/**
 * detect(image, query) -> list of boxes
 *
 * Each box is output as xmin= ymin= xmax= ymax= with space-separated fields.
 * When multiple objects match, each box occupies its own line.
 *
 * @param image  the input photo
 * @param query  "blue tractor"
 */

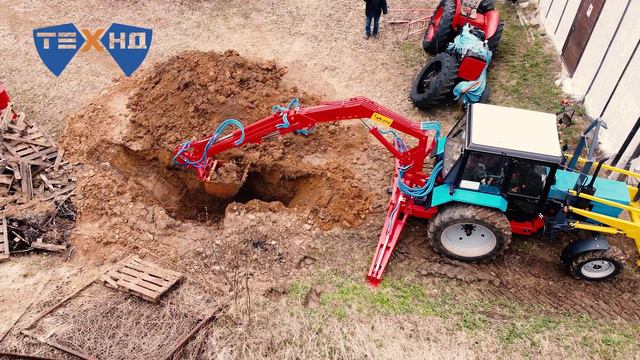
xmin=425 ymin=103 xmax=639 ymax=281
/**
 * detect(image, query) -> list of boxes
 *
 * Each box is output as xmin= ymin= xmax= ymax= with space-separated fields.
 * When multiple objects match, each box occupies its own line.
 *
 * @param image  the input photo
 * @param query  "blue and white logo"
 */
xmin=33 ymin=23 xmax=152 ymax=77
xmin=33 ymin=23 xmax=85 ymax=76
xmin=101 ymin=23 xmax=152 ymax=76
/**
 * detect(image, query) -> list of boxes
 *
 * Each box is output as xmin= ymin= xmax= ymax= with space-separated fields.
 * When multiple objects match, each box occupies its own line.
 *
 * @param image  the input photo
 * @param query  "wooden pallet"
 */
xmin=0 ymin=217 xmax=9 ymax=261
xmin=1 ymin=117 xmax=58 ymax=167
xmin=101 ymin=256 xmax=183 ymax=302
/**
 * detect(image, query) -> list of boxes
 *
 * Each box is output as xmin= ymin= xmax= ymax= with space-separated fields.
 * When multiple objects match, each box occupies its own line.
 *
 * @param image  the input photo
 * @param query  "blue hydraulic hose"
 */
xmin=397 ymin=160 xmax=443 ymax=198
xmin=172 ymin=118 xmax=245 ymax=168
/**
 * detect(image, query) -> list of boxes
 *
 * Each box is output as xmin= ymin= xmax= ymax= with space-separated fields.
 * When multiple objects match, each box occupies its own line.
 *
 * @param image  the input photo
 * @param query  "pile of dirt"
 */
xmin=124 ymin=50 xmax=318 ymax=152
xmin=60 ymin=50 xmax=381 ymax=264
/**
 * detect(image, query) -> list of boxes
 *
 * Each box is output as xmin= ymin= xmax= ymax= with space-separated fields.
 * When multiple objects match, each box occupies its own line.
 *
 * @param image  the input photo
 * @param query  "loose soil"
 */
xmin=59 ymin=49 xmax=640 ymax=327
xmin=2 ymin=1 xmax=640 ymax=358
xmin=60 ymin=49 xmax=384 ymax=268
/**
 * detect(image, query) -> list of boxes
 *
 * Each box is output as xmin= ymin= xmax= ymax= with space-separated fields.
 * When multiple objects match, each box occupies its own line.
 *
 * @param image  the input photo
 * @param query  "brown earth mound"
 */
xmin=123 ymin=50 xmax=319 ymax=152
xmin=61 ymin=50 xmax=380 ymax=263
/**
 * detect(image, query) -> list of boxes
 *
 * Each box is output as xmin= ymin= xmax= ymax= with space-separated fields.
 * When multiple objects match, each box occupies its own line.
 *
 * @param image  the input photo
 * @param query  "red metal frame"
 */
xmin=0 ymin=83 xmax=17 ymax=120
xmin=174 ymin=97 xmax=439 ymax=285
xmin=510 ymin=217 xmax=545 ymax=235
xmin=458 ymin=55 xmax=487 ymax=81
xmin=173 ymin=96 xmax=546 ymax=286
xmin=426 ymin=0 xmax=500 ymax=42
xmin=452 ymin=0 xmax=500 ymax=39
xmin=425 ymin=6 xmax=444 ymax=42
xmin=174 ymin=97 xmax=436 ymax=187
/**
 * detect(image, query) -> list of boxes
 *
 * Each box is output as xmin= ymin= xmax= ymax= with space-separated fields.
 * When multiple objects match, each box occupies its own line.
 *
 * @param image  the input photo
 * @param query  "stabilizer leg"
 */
xmin=367 ymin=195 xmax=409 ymax=286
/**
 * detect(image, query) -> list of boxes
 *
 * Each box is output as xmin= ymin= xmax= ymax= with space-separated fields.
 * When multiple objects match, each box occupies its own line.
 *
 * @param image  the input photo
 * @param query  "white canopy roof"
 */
xmin=467 ymin=103 xmax=563 ymax=163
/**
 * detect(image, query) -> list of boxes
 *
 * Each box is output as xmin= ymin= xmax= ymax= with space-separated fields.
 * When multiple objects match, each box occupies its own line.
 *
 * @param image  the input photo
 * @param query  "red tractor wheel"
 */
xmin=477 ymin=0 xmax=496 ymax=12
xmin=487 ymin=20 xmax=505 ymax=54
xmin=410 ymin=53 xmax=459 ymax=109
xmin=423 ymin=0 xmax=456 ymax=55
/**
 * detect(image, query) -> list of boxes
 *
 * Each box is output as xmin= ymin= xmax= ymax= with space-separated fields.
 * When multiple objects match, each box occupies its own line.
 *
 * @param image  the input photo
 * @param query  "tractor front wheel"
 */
xmin=569 ymin=246 xmax=625 ymax=281
xmin=427 ymin=204 xmax=512 ymax=262
xmin=423 ymin=0 xmax=456 ymax=55
xmin=411 ymin=53 xmax=459 ymax=109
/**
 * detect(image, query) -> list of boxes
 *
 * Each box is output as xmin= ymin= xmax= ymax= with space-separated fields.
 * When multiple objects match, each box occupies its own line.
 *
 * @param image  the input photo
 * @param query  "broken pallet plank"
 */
xmin=0 ymin=218 xmax=8 ymax=261
xmin=19 ymin=162 xmax=33 ymax=201
xmin=53 ymin=148 xmax=65 ymax=171
xmin=32 ymin=239 xmax=66 ymax=253
xmin=0 ymin=104 xmax=13 ymax=131
xmin=131 ymin=256 xmax=184 ymax=279
xmin=0 ymin=174 xmax=13 ymax=195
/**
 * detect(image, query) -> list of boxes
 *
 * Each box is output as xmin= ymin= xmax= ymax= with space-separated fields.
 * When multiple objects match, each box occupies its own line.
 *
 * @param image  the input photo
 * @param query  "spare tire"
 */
xmin=411 ymin=53 xmax=459 ymax=109
xmin=423 ymin=0 xmax=456 ymax=55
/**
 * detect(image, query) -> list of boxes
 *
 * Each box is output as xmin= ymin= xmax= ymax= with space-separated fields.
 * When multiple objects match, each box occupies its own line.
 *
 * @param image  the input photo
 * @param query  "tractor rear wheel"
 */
xmin=477 ymin=0 xmax=496 ymax=13
xmin=423 ymin=0 xmax=456 ymax=55
xmin=487 ymin=20 xmax=505 ymax=54
xmin=411 ymin=53 xmax=459 ymax=109
xmin=569 ymin=246 xmax=625 ymax=281
xmin=427 ymin=204 xmax=511 ymax=262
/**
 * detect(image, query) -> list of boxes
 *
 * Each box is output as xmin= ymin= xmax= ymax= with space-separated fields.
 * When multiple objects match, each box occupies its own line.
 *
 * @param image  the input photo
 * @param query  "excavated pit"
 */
xmin=61 ymin=50 xmax=376 ymax=232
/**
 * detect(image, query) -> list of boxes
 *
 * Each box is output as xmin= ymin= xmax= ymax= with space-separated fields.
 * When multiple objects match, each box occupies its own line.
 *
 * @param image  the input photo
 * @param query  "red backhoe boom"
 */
xmin=172 ymin=97 xmax=441 ymax=285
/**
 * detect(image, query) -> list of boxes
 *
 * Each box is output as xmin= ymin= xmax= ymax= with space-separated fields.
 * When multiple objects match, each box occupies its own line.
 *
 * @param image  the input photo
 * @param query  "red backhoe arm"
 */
xmin=172 ymin=97 xmax=434 ymax=183
xmin=172 ymin=96 xmax=440 ymax=286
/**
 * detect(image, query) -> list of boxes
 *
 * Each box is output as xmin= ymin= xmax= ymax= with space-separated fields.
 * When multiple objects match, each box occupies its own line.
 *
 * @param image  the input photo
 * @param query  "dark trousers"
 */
xmin=365 ymin=15 xmax=380 ymax=36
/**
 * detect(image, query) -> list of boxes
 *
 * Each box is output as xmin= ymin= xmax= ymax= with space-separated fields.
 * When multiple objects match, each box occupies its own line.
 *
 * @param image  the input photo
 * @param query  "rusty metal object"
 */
xmin=202 ymin=160 xmax=248 ymax=199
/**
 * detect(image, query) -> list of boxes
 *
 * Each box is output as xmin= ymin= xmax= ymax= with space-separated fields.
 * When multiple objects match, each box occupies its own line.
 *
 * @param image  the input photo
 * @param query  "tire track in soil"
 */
xmin=416 ymin=250 xmax=640 ymax=322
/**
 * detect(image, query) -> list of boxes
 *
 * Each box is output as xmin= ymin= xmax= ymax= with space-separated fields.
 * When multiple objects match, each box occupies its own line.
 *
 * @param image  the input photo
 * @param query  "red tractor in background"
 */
xmin=423 ymin=0 xmax=504 ymax=55
xmin=411 ymin=0 xmax=504 ymax=109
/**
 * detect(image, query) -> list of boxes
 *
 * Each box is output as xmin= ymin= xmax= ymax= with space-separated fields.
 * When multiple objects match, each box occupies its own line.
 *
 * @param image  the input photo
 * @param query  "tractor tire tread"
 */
xmin=478 ymin=0 xmax=495 ymax=13
xmin=410 ymin=53 xmax=459 ymax=109
xmin=488 ymin=20 xmax=505 ymax=54
xmin=427 ymin=203 xmax=511 ymax=262
xmin=423 ymin=0 xmax=457 ymax=55
xmin=569 ymin=245 xmax=626 ymax=281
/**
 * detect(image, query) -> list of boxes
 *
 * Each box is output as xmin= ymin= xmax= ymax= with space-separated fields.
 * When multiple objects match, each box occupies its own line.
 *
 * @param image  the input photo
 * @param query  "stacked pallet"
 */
xmin=0 ymin=103 xmax=74 ymax=209
xmin=0 ymin=103 xmax=75 ymax=260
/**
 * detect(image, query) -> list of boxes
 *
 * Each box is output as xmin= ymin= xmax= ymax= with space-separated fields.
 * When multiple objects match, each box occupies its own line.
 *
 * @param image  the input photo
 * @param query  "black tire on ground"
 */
xmin=487 ymin=20 xmax=505 ymax=54
xmin=479 ymin=84 xmax=491 ymax=103
xmin=427 ymin=203 xmax=512 ymax=262
xmin=569 ymin=245 xmax=626 ymax=281
xmin=410 ymin=53 xmax=459 ymax=109
xmin=477 ymin=0 xmax=495 ymax=13
xmin=423 ymin=0 xmax=457 ymax=55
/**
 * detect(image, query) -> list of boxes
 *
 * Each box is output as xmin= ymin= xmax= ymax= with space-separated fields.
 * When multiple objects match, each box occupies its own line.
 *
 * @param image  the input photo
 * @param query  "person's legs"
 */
xmin=372 ymin=15 xmax=380 ymax=36
xmin=365 ymin=15 xmax=372 ymax=37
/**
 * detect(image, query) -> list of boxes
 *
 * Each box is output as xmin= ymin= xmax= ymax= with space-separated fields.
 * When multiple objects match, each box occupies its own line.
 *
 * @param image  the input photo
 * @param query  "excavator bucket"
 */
xmin=201 ymin=160 xmax=249 ymax=199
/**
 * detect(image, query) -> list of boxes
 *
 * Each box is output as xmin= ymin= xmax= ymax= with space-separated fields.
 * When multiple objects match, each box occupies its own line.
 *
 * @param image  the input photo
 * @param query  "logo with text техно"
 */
xmin=33 ymin=23 xmax=152 ymax=76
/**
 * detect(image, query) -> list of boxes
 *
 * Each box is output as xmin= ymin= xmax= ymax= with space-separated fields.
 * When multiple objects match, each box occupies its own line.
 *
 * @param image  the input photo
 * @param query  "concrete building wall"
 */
xmin=538 ymin=0 xmax=640 ymax=162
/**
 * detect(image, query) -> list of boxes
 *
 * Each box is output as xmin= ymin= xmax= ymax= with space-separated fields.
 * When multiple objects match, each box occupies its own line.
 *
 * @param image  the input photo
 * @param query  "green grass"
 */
xmin=490 ymin=3 xmax=563 ymax=113
xmin=397 ymin=41 xmax=427 ymax=69
xmin=288 ymin=274 xmax=640 ymax=358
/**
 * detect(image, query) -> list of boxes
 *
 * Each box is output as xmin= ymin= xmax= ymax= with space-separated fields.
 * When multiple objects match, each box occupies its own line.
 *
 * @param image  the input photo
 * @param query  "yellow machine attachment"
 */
xmin=566 ymin=156 xmax=640 ymax=266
